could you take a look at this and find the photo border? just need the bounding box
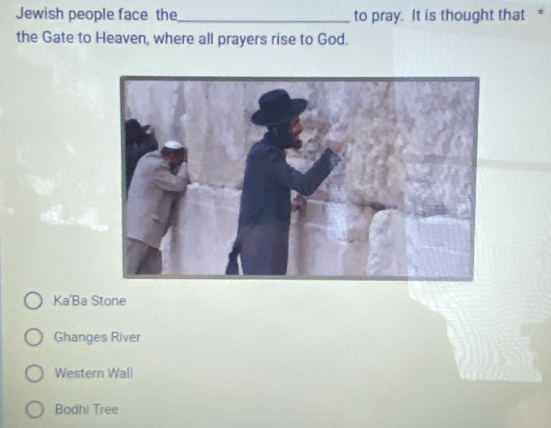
[120,76,479,281]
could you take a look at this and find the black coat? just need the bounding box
[126,134,158,192]
[237,137,340,275]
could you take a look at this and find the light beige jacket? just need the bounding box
[126,150,188,248]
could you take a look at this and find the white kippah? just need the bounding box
[164,140,183,149]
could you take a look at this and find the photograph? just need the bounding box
[121,78,478,280]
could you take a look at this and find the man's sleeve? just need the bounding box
[127,136,157,160]
[152,162,189,192]
[265,148,340,196]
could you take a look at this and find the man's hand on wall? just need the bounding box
[327,139,345,156]
[291,195,307,214]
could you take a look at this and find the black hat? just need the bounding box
[125,119,151,141]
[251,89,307,127]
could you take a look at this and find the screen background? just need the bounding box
[1,0,550,426]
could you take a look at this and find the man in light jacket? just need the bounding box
[126,140,188,275]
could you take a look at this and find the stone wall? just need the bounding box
[125,79,477,278]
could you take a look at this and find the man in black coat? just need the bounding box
[232,89,343,275]
[125,119,158,194]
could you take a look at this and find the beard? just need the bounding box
[268,123,302,150]
[291,138,302,150]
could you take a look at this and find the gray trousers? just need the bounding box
[126,238,163,275]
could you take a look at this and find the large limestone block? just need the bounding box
[396,81,476,219]
[406,216,472,280]
[342,204,375,276]
[366,210,408,277]
[288,200,348,276]
[124,81,185,147]
[287,200,376,276]
[341,83,405,208]
[283,81,399,204]
[182,82,252,188]
[366,210,473,279]
[395,81,476,160]
[405,163,474,219]
[344,81,476,216]
[161,184,240,275]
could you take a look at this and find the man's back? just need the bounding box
[239,138,338,228]
[239,139,292,227]
[127,151,186,248]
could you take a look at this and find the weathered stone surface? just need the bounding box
[405,162,474,219]
[181,82,252,188]
[406,215,472,279]
[366,210,408,277]
[365,210,472,279]
[160,184,240,275]
[125,81,185,147]
[342,204,375,276]
[288,200,349,276]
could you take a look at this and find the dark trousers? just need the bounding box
[240,222,290,275]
